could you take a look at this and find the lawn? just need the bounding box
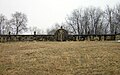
[0,41,120,75]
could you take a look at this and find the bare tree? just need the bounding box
[66,9,84,35]
[0,14,7,35]
[66,7,103,35]
[104,6,115,34]
[114,4,120,34]
[86,7,103,34]
[65,17,77,34]
[4,20,13,35]
[82,8,90,35]
[10,12,27,35]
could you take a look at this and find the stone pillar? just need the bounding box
[98,36,101,41]
[91,36,94,41]
[8,32,11,42]
[87,36,90,41]
[1,37,3,42]
[34,31,36,40]
[76,36,79,41]
[101,36,104,41]
[14,36,17,41]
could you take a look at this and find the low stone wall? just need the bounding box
[0,35,55,42]
[67,34,120,41]
[0,34,120,42]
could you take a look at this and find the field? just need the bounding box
[0,41,120,75]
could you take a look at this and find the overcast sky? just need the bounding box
[0,0,120,32]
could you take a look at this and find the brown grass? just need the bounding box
[0,41,120,75]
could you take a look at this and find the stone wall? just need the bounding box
[0,35,55,42]
[0,27,120,42]
[0,34,120,42]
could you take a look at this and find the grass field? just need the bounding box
[0,41,120,75]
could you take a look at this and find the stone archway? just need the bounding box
[54,26,68,41]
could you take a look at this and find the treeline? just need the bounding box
[0,12,44,35]
[48,4,120,35]
[0,12,28,35]
[1,4,120,35]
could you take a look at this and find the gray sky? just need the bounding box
[0,0,120,32]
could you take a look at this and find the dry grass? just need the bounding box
[0,41,120,75]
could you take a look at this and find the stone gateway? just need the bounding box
[54,26,68,41]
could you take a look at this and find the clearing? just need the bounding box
[0,41,120,75]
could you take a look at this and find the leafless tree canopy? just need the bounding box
[10,12,27,35]
[0,12,27,35]
[47,4,120,35]
[65,6,120,35]
[0,4,120,35]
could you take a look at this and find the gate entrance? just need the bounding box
[54,26,68,41]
